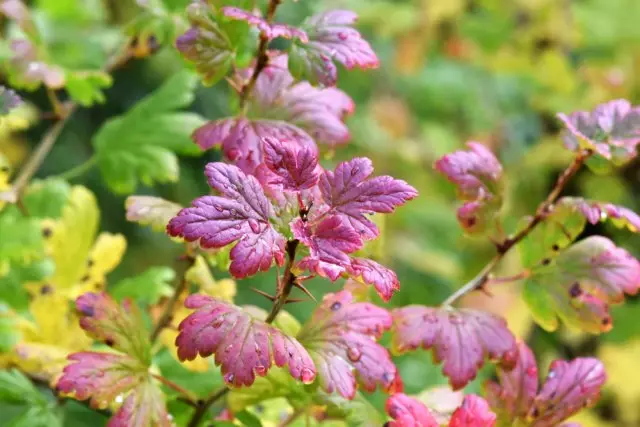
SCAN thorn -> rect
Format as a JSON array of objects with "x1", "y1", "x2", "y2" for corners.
[
  {"x1": 285, "y1": 298, "x2": 305, "y2": 305},
  {"x1": 293, "y1": 281, "x2": 317, "y2": 302},
  {"x1": 251, "y1": 288, "x2": 276, "y2": 301}
]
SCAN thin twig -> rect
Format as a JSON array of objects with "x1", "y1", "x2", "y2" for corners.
[
  {"x1": 238, "y1": 0, "x2": 282, "y2": 108},
  {"x1": 265, "y1": 239, "x2": 299, "y2": 324},
  {"x1": 186, "y1": 387, "x2": 230, "y2": 427},
  {"x1": 442, "y1": 149, "x2": 592, "y2": 307},
  {"x1": 152, "y1": 374, "x2": 197, "y2": 405},
  {"x1": 150, "y1": 253, "x2": 196, "y2": 342}
]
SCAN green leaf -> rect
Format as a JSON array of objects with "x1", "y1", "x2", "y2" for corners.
[
  {"x1": 517, "y1": 202, "x2": 587, "y2": 268},
  {"x1": 110, "y1": 267, "x2": 175, "y2": 304},
  {"x1": 0, "y1": 208, "x2": 45, "y2": 265},
  {"x1": 93, "y1": 71, "x2": 206, "y2": 194},
  {"x1": 235, "y1": 410, "x2": 263, "y2": 427},
  {"x1": 22, "y1": 178, "x2": 71, "y2": 219},
  {"x1": 0, "y1": 370, "x2": 47, "y2": 405},
  {"x1": 0, "y1": 303, "x2": 20, "y2": 352},
  {"x1": 317, "y1": 391, "x2": 386, "y2": 427},
  {"x1": 228, "y1": 367, "x2": 308, "y2": 413},
  {"x1": 64, "y1": 71, "x2": 113, "y2": 107},
  {"x1": 0, "y1": 259, "x2": 55, "y2": 310}
]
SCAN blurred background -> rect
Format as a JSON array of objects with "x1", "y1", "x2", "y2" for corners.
[{"x1": 2, "y1": 0, "x2": 640, "y2": 425}]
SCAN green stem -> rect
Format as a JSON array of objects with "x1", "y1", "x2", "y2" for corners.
[{"x1": 55, "y1": 157, "x2": 97, "y2": 181}]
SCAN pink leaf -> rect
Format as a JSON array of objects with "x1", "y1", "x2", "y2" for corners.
[
  {"x1": 222, "y1": 7, "x2": 308, "y2": 42},
  {"x1": 434, "y1": 142, "x2": 503, "y2": 234},
  {"x1": 449, "y1": 395, "x2": 496, "y2": 427},
  {"x1": 57, "y1": 352, "x2": 171, "y2": 426},
  {"x1": 262, "y1": 136, "x2": 320, "y2": 190},
  {"x1": 391, "y1": 306, "x2": 518, "y2": 390},
  {"x1": 175, "y1": 294, "x2": 316, "y2": 387},
  {"x1": 529, "y1": 358, "x2": 606, "y2": 426},
  {"x1": 560, "y1": 197, "x2": 640, "y2": 233},
  {"x1": 386, "y1": 393, "x2": 439, "y2": 427},
  {"x1": 484, "y1": 341, "x2": 538, "y2": 420},
  {"x1": 289, "y1": 10, "x2": 378, "y2": 86},
  {"x1": 319, "y1": 157, "x2": 418, "y2": 240},
  {"x1": 293, "y1": 216, "x2": 362, "y2": 281},
  {"x1": 297, "y1": 291, "x2": 400, "y2": 399},
  {"x1": 167, "y1": 163, "x2": 285, "y2": 278},
  {"x1": 75, "y1": 293, "x2": 150, "y2": 362},
  {"x1": 349, "y1": 258, "x2": 400, "y2": 301},
  {"x1": 558, "y1": 99, "x2": 640, "y2": 165}
]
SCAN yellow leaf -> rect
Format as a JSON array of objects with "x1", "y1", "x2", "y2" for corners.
[
  {"x1": 599, "y1": 340, "x2": 640, "y2": 423},
  {"x1": 9, "y1": 343, "x2": 71, "y2": 385}
]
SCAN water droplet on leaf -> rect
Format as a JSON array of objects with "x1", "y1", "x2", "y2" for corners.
[
  {"x1": 223, "y1": 372, "x2": 235, "y2": 384},
  {"x1": 300, "y1": 367, "x2": 315, "y2": 384},
  {"x1": 347, "y1": 347, "x2": 362, "y2": 362}
]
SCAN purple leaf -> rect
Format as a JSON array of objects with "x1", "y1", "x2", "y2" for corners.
[
  {"x1": 558, "y1": 99, "x2": 640, "y2": 165},
  {"x1": 75, "y1": 293, "x2": 150, "y2": 362},
  {"x1": 484, "y1": 341, "x2": 605, "y2": 427},
  {"x1": 297, "y1": 291, "x2": 400, "y2": 399},
  {"x1": 349, "y1": 258, "x2": 400, "y2": 301},
  {"x1": 434, "y1": 142, "x2": 503, "y2": 234},
  {"x1": 0, "y1": 85, "x2": 21, "y2": 115},
  {"x1": 318, "y1": 157, "x2": 418, "y2": 240},
  {"x1": 57, "y1": 353, "x2": 171, "y2": 426},
  {"x1": 175, "y1": 294, "x2": 316, "y2": 387},
  {"x1": 289, "y1": 10, "x2": 379, "y2": 86},
  {"x1": 560, "y1": 197, "x2": 640, "y2": 233},
  {"x1": 391, "y1": 307, "x2": 518, "y2": 390},
  {"x1": 484, "y1": 341, "x2": 538, "y2": 420},
  {"x1": 292, "y1": 216, "x2": 362, "y2": 281},
  {"x1": 175, "y1": 24, "x2": 232, "y2": 85},
  {"x1": 167, "y1": 163, "x2": 285, "y2": 278},
  {"x1": 386, "y1": 393, "x2": 439, "y2": 427},
  {"x1": 262, "y1": 136, "x2": 320, "y2": 190},
  {"x1": 530, "y1": 358, "x2": 605, "y2": 426},
  {"x1": 222, "y1": 7, "x2": 308, "y2": 42},
  {"x1": 449, "y1": 395, "x2": 497, "y2": 427}
]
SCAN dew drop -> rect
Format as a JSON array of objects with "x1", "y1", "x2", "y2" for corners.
[
  {"x1": 248, "y1": 218, "x2": 261, "y2": 234},
  {"x1": 225, "y1": 344, "x2": 233, "y2": 354},
  {"x1": 255, "y1": 365, "x2": 267, "y2": 376},
  {"x1": 214, "y1": 204, "x2": 224, "y2": 212},
  {"x1": 330, "y1": 301, "x2": 342, "y2": 311},
  {"x1": 547, "y1": 370, "x2": 556, "y2": 379},
  {"x1": 338, "y1": 32, "x2": 348, "y2": 41},
  {"x1": 223, "y1": 372, "x2": 235, "y2": 384},
  {"x1": 230, "y1": 208, "x2": 237, "y2": 215},
  {"x1": 212, "y1": 318, "x2": 224, "y2": 329},
  {"x1": 382, "y1": 372, "x2": 395, "y2": 384},
  {"x1": 347, "y1": 347, "x2": 362, "y2": 362},
  {"x1": 526, "y1": 366, "x2": 537, "y2": 377},
  {"x1": 300, "y1": 367, "x2": 316, "y2": 384}
]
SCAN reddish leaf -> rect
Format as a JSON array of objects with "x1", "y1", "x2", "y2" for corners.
[
  {"x1": 289, "y1": 10, "x2": 379, "y2": 86},
  {"x1": 349, "y1": 258, "x2": 400, "y2": 301},
  {"x1": 192, "y1": 117, "x2": 315, "y2": 173},
  {"x1": 449, "y1": 395, "x2": 496, "y2": 427},
  {"x1": 484, "y1": 341, "x2": 538, "y2": 420},
  {"x1": 262, "y1": 136, "x2": 320, "y2": 191},
  {"x1": 528, "y1": 358, "x2": 605, "y2": 426},
  {"x1": 318, "y1": 157, "x2": 418, "y2": 240},
  {"x1": 560, "y1": 197, "x2": 640, "y2": 233},
  {"x1": 292, "y1": 216, "x2": 362, "y2": 281},
  {"x1": 558, "y1": 99, "x2": 640, "y2": 165},
  {"x1": 391, "y1": 306, "x2": 518, "y2": 390},
  {"x1": 385, "y1": 393, "x2": 439, "y2": 427},
  {"x1": 222, "y1": 7, "x2": 308, "y2": 42},
  {"x1": 175, "y1": 294, "x2": 316, "y2": 387},
  {"x1": 75, "y1": 292, "x2": 150, "y2": 363},
  {"x1": 297, "y1": 291, "x2": 400, "y2": 399},
  {"x1": 9, "y1": 39, "x2": 65, "y2": 89},
  {"x1": 434, "y1": 142, "x2": 503, "y2": 234},
  {"x1": 107, "y1": 382, "x2": 172, "y2": 427},
  {"x1": 167, "y1": 163, "x2": 285, "y2": 278}
]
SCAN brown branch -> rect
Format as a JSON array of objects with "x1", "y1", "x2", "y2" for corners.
[
  {"x1": 266, "y1": 239, "x2": 299, "y2": 324},
  {"x1": 238, "y1": 0, "x2": 282, "y2": 108},
  {"x1": 186, "y1": 387, "x2": 230, "y2": 427},
  {"x1": 442, "y1": 149, "x2": 592, "y2": 307},
  {"x1": 150, "y1": 253, "x2": 196, "y2": 342},
  {"x1": 151, "y1": 374, "x2": 197, "y2": 406}
]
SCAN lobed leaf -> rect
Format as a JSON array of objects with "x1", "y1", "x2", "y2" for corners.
[
  {"x1": 348, "y1": 257, "x2": 400, "y2": 302},
  {"x1": 261, "y1": 136, "x2": 320, "y2": 191},
  {"x1": 222, "y1": 7, "x2": 308, "y2": 42},
  {"x1": 558, "y1": 99, "x2": 640, "y2": 167},
  {"x1": 560, "y1": 196, "x2": 640, "y2": 233},
  {"x1": 93, "y1": 71, "x2": 205, "y2": 194},
  {"x1": 289, "y1": 10, "x2": 379, "y2": 86},
  {"x1": 386, "y1": 393, "x2": 439, "y2": 427},
  {"x1": 175, "y1": 294, "x2": 316, "y2": 387},
  {"x1": 75, "y1": 292, "x2": 151, "y2": 363},
  {"x1": 319, "y1": 157, "x2": 418, "y2": 240},
  {"x1": 391, "y1": 306, "x2": 518, "y2": 390},
  {"x1": 434, "y1": 142, "x2": 503, "y2": 234},
  {"x1": 523, "y1": 236, "x2": 640, "y2": 333},
  {"x1": 293, "y1": 216, "x2": 362, "y2": 281},
  {"x1": 448, "y1": 395, "x2": 496, "y2": 427},
  {"x1": 297, "y1": 291, "x2": 400, "y2": 399},
  {"x1": 167, "y1": 162, "x2": 285, "y2": 278}
]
